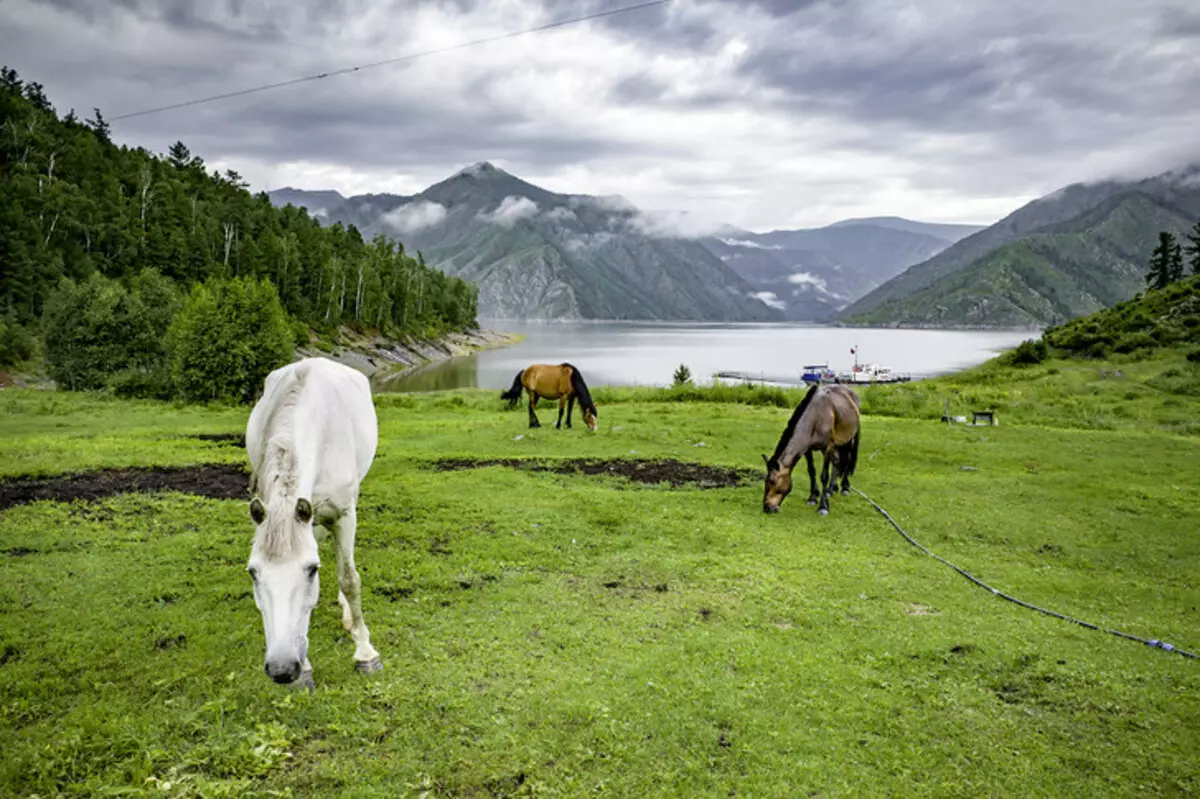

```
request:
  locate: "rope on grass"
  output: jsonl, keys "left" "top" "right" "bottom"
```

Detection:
{"left": 852, "top": 487, "right": 1198, "bottom": 661}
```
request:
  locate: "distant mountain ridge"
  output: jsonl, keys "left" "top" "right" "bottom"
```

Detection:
{"left": 273, "top": 164, "right": 781, "bottom": 322}
{"left": 696, "top": 221, "right": 962, "bottom": 321}
{"left": 839, "top": 165, "right": 1200, "bottom": 326}
{"left": 272, "top": 177, "right": 973, "bottom": 322}
{"left": 827, "top": 216, "right": 984, "bottom": 242}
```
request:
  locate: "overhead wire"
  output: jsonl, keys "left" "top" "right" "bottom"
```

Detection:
{"left": 112, "top": 0, "right": 671, "bottom": 121}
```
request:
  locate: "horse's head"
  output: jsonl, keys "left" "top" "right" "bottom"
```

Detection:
{"left": 584, "top": 404, "right": 598, "bottom": 432}
{"left": 246, "top": 496, "right": 320, "bottom": 684}
{"left": 761, "top": 454, "right": 792, "bottom": 513}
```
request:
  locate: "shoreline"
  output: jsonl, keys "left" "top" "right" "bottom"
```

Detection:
{"left": 296, "top": 326, "right": 521, "bottom": 380}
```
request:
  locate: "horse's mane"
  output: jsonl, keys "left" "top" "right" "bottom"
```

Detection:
{"left": 253, "top": 367, "right": 309, "bottom": 557}
{"left": 769, "top": 383, "right": 819, "bottom": 466}
{"left": 563, "top": 363, "right": 595, "bottom": 412}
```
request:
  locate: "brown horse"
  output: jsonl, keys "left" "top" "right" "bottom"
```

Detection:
{"left": 500, "top": 363, "right": 598, "bottom": 431}
{"left": 762, "top": 383, "right": 860, "bottom": 516}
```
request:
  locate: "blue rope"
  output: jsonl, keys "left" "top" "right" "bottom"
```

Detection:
{"left": 852, "top": 487, "right": 1198, "bottom": 661}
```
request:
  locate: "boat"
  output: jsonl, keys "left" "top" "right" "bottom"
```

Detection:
{"left": 801, "top": 363, "right": 837, "bottom": 383}
{"left": 834, "top": 348, "right": 912, "bottom": 384}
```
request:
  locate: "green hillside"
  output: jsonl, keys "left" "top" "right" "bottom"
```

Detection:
{"left": 1042, "top": 274, "right": 1200, "bottom": 358}
{"left": 841, "top": 192, "right": 1198, "bottom": 327}
{"left": 0, "top": 67, "right": 478, "bottom": 371}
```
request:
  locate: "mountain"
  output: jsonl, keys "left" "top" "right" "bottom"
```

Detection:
{"left": 266, "top": 187, "right": 345, "bottom": 217}
{"left": 826, "top": 216, "right": 984, "bottom": 243}
{"left": 271, "top": 163, "right": 781, "bottom": 322}
{"left": 698, "top": 222, "right": 957, "bottom": 321}
{"left": 840, "top": 166, "right": 1200, "bottom": 324}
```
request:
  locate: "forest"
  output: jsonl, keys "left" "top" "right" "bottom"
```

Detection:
{"left": 0, "top": 67, "right": 478, "bottom": 396}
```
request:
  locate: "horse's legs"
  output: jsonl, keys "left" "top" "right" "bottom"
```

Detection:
{"left": 332, "top": 506, "right": 382, "bottom": 673}
{"left": 805, "top": 450, "right": 819, "bottom": 505}
{"left": 528, "top": 393, "right": 541, "bottom": 428}
{"left": 838, "top": 444, "right": 852, "bottom": 495}
{"left": 555, "top": 397, "right": 566, "bottom": 429}
{"left": 566, "top": 395, "right": 576, "bottom": 428}
{"left": 818, "top": 448, "right": 838, "bottom": 516}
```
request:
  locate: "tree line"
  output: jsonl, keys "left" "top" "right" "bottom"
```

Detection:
{"left": 1146, "top": 222, "right": 1200, "bottom": 289}
{"left": 0, "top": 66, "right": 479, "bottom": 397}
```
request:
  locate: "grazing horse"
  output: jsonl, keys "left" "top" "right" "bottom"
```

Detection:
{"left": 500, "top": 362, "right": 598, "bottom": 431}
{"left": 762, "top": 383, "right": 861, "bottom": 516}
{"left": 244, "top": 357, "right": 381, "bottom": 688}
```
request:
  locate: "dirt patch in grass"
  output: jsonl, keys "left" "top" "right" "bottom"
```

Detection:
{"left": 0, "top": 464, "right": 250, "bottom": 511}
{"left": 431, "top": 458, "right": 756, "bottom": 488}
{"left": 184, "top": 432, "right": 246, "bottom": 448}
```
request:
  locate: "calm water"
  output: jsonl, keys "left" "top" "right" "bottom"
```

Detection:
{"left": 373, "top": 321, "right": 1036, "bottom": 393}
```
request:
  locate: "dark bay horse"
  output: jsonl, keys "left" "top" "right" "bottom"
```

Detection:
{"left": 762, "top": 383, "right": 860, "bottom": 516}
{"left": 500, "top": 363, "right": 598, "bottom": 431}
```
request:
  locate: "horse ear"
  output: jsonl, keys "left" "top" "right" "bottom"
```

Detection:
{"left": 249, "top": 497, "right": 266, "bottom": 525}
{"left": 761, "top": 453, "right": 770, "bottom": 466}
{"left": 295, "top": 498, "right": 313, "bottom": 523}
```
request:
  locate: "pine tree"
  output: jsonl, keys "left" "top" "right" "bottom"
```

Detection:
{"left": 1168, "top": 240, "right": 1185, "bottom": 283}
{"left": 1185, "top": 219, "right": 1200, "bottom": 276}
{"left": 1147, "top": 232, "right": 1177, "bottom": 289}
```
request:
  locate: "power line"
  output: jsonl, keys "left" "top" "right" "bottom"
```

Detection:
{"left": 112, "top": 0, "right": 670, "bottom": 121}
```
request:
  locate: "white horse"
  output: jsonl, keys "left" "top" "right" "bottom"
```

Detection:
{"left": 244, "top": 357, "right": 381, "bottom": 688}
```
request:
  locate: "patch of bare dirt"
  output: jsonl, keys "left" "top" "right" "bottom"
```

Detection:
{"left": 0, "top": 464, "right": 250, "bottom": 511}
{"left": 186, "top": 432, "right": 246, "bottom": 448}
{"left": 431, "top": 458, "right": 755, "bottom": 489}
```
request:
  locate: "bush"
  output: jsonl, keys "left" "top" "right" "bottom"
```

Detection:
{"left": 672, "top": 363, "right": 693, "bottom": 386}
{"left": 0, "top": 313, "right": 36, "bottom": 367}
{"left": 42, "top": 270, "right": 177, "bottom": 391}
{"left": 167, "top": 276, "right": 294, "bottom": 404}
{"left": 1187, "top": 349, "right": 1200, "bottom": 364}
{"left": 1006, "top": 338, "right": 1048, "bottom": 366}
{"left": 291, "top": 318, "right": 311, "bottom": 349}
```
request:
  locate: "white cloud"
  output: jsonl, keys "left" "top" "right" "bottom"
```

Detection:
{"left": 787, "top": 271, "right": 830, "bottom": 292}
{"left": 629, "top": 208, "right": 727, "bottom": 239}
{"left": 562, "top": 231, "right": 617, "bottom": 252}
{"left": 544, "top": 206, "right": 577, "bottom": 222}
{"left": 481, "top": 195, "right": 539, "bottom": 227}
{"left": 719, "top": 237, "right": 780, "bottom": 250}
{"left": 751, "top": 291, "right": 786, "bottom": 310}
{"left": 381, "top": 201, "right": 447, "bottom": 234}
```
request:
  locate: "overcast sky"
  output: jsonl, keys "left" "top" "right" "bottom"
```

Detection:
{"left": 3, "top": 0, "right": 1199, "bottom": 231}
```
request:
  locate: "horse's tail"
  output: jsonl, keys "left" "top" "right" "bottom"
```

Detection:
{"left": 564, "top": 363, "right": 595, "bottom": 413}
{"left": 500, "top": 370, "right": 524, "bottom": 406}
{"left": 844, "top": 426, "right": 860, "bottom": 477}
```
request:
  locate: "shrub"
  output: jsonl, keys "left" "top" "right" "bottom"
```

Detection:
{"left": 41, "top": 270, "right": 177, "bottom": 391}
{"left": 168, "top": 277, "right": 294, "bottom": 404}
{"left": 0, "top": 313, "right": 36, "bottom": 367}
{"left": 672, "top": 363, "right": 693, "bottom": 386}
{"left": 1187, "top": 349, "right": 1200, "bottom": 364}
{"left": 1007, "top": 338, "right": 1048, "bottom": 366}
{"left": 291, "top": 318, "right": 311, "bottom": 348}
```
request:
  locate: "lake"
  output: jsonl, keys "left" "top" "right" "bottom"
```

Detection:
{"left": 373, "top": 321, "right": 1036, "bottom": 393}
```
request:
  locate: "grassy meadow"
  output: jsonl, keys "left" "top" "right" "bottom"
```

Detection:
{"left": 2, "top": 349, "right": 1199, "bottom": 797}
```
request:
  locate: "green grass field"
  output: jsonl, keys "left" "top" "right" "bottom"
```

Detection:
{"left": 2, "top": 352, "right": 1199, "bottom": 797}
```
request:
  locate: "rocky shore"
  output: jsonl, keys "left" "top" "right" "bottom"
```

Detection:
{"left": 296, "top": 327, "right": 520, "bottom": 380}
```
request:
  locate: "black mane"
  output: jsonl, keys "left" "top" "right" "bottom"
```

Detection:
{"left": 563, "top": 363, "right": 595, "bottom": 412}
{"left": 769, "top": 384, "right": 819, "bottom": 466}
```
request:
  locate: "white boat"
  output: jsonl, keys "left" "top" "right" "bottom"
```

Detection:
{"left": 835, "top": 348, "right": 911, "bottom": 384}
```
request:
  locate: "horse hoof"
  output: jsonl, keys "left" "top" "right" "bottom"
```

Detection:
{"left": 840, "top": 489, "right": 851, "bottom": 496}
{"left": 818, "top": 508, "right": 829, "bottom": 516}
{"left": 294, "top": 670, "right": 315, "bottom": 692}
{"left": 355, "top": 656, "right": 383, "bottom": 675}
{"left": 806, "top": 498, "right": 818, "bottom": 506}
